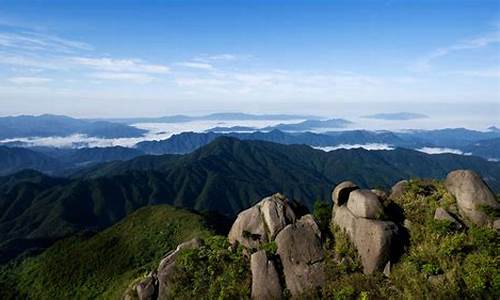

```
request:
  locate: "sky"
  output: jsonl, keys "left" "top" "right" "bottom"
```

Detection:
{"left": 0, "top": 0, "right": 499, "bottom": 119}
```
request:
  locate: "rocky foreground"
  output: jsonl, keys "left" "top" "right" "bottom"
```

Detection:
{"left": 125, "top": 169, "right": 500, "bottom": 299}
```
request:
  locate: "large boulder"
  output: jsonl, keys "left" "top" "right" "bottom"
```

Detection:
{"left": 333, "top": 201, "right": 398, "bottom": 274}
{"left": 228, "top": 193, "right": 296, "bottom": 248}
{"left": 276, "top": 215, "right": 324, "bottom": 297}
{"left": 157, "top": 238, "right": 203, "bottom": 299}
{"left": 332, "top": 181, "right": 359, "bottom": 206}
{"left": 444, "top": 170, "right": 500, "bottom": 226}
{"left": 136, "top": 274, "right": 158, "bottom": 300}
{"left": 389, "top": 180, "right": 408, "bottom": 200}
{"left": 352, "top": 218, "right": 398, "bottom": 274}
{"left": 228, "top": 205, "right": 268, "bottom": 249}
{"left": 346, "top": 190, "right": 384, "bottom": 219}
{"left": 250, "top": 250, "right": 283, "bottom": 299}
{"left": 260, "top": 194, "right": 296, "bottom": 240}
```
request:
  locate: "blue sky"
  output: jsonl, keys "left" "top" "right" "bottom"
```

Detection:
{"left": 0, "top": 0, "right": 499, "bottom": 118}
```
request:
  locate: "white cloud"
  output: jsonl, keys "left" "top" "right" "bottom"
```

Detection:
{"left": 176, "top": 61, "right": 214, "bottom": 70}
{"left": 412, "top": 31, "right": 500, "bottom": 72}
{"left": 450, "top": 69, "right": 500, "bottom": 78}
{"left": 192, "top": 53, "right": 251, "bottom": 63}
{"left": 71, "top": 57, "right": 169, "bottom": 73}
{"left": 416, "top": 147, "right": 471, "bottom": 155}
{"left": 88, "top": 72, "right": 155, "bottom": 83}
{"left": 8, "top": 76, "right": 52, "bottom": 84}
{"left": 0, "top": 31, "right": 91, "bottom": 53}
{"left": 313, "top": 144, "right": 394, "bottom": 151}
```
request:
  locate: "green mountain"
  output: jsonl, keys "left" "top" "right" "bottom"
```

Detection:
{"left": 1, "top": 137, "right": 500, "bottom": 264}
{"left": 0, "top": 146, "right": 145, "bottom": 176}
{"left": 0, "top": 114, "right": 146, "bottom": 139}
{"left": 0, "top": 205, "right": 212, "bottom": 299}
{"left": 0, "top": 146, "right": 63, "bottom": 176}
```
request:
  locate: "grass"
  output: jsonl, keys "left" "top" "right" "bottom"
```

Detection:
{"left": 0, "top": 205, "right": 212, "bottom": 299}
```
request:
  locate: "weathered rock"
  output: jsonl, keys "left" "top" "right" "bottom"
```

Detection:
{"left": 493, "top": 219, "right": 500, "bottom": 231}
{"left": 347, "top": 189, "right": 384, "bottom": 219}
{"left": 444, "top": 170, "right": 500, "bottom": 226}
{"left": 371, "top": 189, "right": 388, "bottom": 202}
{"left": 228, "top": 193, "right": 297, "bottom": 248}
{"left": 136, "top": 273, "right": 157, "bottom": 300}
{"left": 332, "top": 181, "right": 359, "bottom": 206}
{"left": 434, "top": 207, "right": 462, "bottom": 229}
{"left": 157, "top": 238, "right": 203, "bottom": 299}
{"left": 389, "top": 180, "right": 408, "bottom": 200}
{"left": 276, "top": 215, "right": 324, "bottom": 297}
{"left": 250, "top": 250, "right": 283, "bottom": 299}
{"left": 260, "top": 194, "right": 296, "bottom": 240}
{"left": 332, "top": 205, "right": 357, "bottom": 237}
{"left": 353, "top": 218, "right": 398, "bottom": 274}
{"left": 383, "top": 261, "right": 391, "bottom": 277}
{"left": 333, "top": 206, "right": 398, "bottom": 274}
{"left": 228, "top": 205, "right": 268, "bottom": 248}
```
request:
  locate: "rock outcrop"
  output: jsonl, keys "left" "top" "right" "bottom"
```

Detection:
{"left": 389, "top": 180, "right": 408, "bottom": 200}
{"left": 434, "top": 207, "right": 462, "bottom": 229}
{"left": 444, "top": 170, "right": 500, "bottom": 226}
{"left": 228, "top": 193, "right": 296, "bottom": 249}
{"left": 135, "top": 273, "right": 157, "bottom": 300}
{"left": 276, "top": 214, "right": 325, "bottom": 297}
{"left": 332, "top": 181, "right": 359, "bottom": 206}
{"left": 347, "top": 189, "right": 384, "bottom": 219}
{"left": 157, "top": 238, "right": 203, "bottom": 299}
{"left": 230, "top": 194, "right": 324, "bottom": 298}
{"left": 250, "top": 250, "right": 283, "bottom": 299}
{"left": 331, "top": 183, "right": 398, "bottom": 274}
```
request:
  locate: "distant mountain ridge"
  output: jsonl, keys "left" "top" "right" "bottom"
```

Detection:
{"left": 1, "top": 127, "right": 500, "bottom": 176}
{"left": 135, "top": 128, "right": 500, "bottom": 159}
{"left": 98, "top": 112, "right": 322, "bottom": 124}
{"left": 362, "top": 112, "right": 429, "bottom": 120}
{"left": 0, "top": 114, "right": 146, "bottom": 139}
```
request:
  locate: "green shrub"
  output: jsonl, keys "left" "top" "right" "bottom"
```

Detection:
{"left": 422, "top": 263, "right": 441, "bottom": 276}
{"left": 168, "top": 236, "right": 251, "bottom": 299}
{"left": 313, "top": 200, "right": 333, "bottom": 235}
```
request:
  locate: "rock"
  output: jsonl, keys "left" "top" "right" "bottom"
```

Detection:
{"left": 353, "top": 218, "right": 398, "bottom": 274}
{"left": 383, "top": 261, "right": 391, "bottom": 277}
{"left": 494, "top": 219, "right": 500, "bottom": 231}
{"left": 371, "top": 189, "right": 388, "bottom": 201}
{"left": 333, "top": 206, "right": 398, "bottom": 274}
{"left": 332, "top": 181, "right": 359, "bottom": 206}
{"left": 250, "top": 250, "right": 283, "bottom": 299}
{"left": 434, "top": 207, "right": 462, "bottom": 229}
{"left": 228, "top": 193, "right": 297, "bottom": 248}
{"left": 157, "top": 238, "right": 203, "bottom": 299}
{"left": 347, "top": 190, "right": 384, "bottom": 219}
{"left": 332, "top": 205, "right": 357, "bottom": 237}
{"left": 228, "top": 205, "right": 268, "bottom": 249}
{"left": 260, "top": 194, "right": 296, "bottom": 240}
{"left": 403, "top": 219, "right": 412, "bottom": 230}
{"left": 136, "top": 273, "right": 157, "bottom": 300}
{"left": 444, "top": 170, "right": 500, "bottom": 226}
{"left": 276, "top": 215, "right": 324, "bottom": 297}
{"left": 389, "top": 180, "right": 408, "bottom": 200}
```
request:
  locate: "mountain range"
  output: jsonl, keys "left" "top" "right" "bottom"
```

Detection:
{"left": 0, "top": 114, "right": 146, "bottom": 139}
{"left": 1, "top": 137, "right": 499, "bottom": 264}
